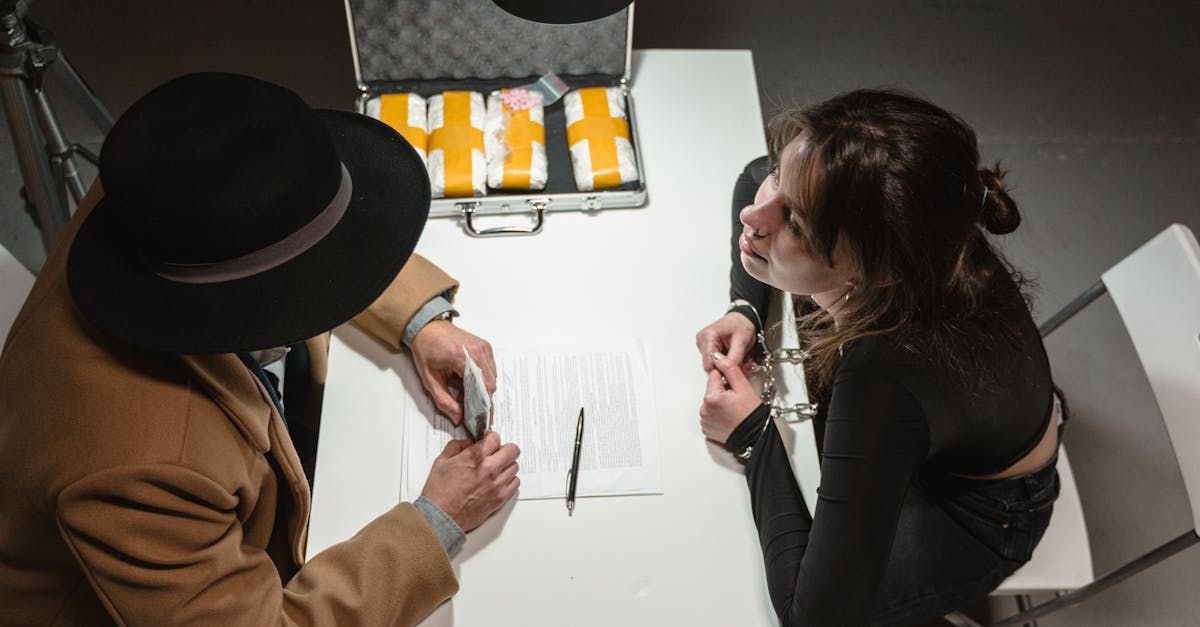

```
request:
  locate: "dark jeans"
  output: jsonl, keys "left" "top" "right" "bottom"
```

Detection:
{"left": 870, "top": 461, "right": 1060, "bottom": 626}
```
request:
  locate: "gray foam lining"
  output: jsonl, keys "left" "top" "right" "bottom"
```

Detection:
{"left": 348, "top": 0, "right": 629, "bottom": 83}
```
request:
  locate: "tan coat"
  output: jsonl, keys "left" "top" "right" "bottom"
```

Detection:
{"left": 0, "top": 184, "right": 461, "bottom": 626}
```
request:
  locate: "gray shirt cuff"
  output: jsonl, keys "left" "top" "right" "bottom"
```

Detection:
{"left": 413, "top": 495, "right": 466, "bottom": 558}
{"left": 401, "top": 296, "right": 458, "bottom": 348}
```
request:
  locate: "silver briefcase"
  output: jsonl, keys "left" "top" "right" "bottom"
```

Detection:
{"left": 344, "top": 0, "right": 647, "bottom": 236}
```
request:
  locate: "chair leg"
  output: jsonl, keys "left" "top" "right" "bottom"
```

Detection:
{"left": 988, "top": 530, "right": 1199, "bottom": 626}
{"left": 1037, "top": 279, "right": 1106, "bottom": 337}
{"left": 943, "top": 595, "right": 1037, "bottom": 627}
{"left": 1015, "top": 595, "right": 1037, "bottom": 627}
{"left": 943, "top": 611, "right": 984, "bottom": 627}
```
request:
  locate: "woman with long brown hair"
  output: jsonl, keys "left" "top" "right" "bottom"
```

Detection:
{"left": 695, "top": 89, "right": 1063, "bottom": 625}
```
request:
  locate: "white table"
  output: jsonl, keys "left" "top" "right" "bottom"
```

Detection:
{"left": 308, "top": 49, "right": 822, "bottom": 625}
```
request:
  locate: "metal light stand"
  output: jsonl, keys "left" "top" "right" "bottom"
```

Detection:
{"left": 0, "top": 0, "right": 112, "bottom": 251}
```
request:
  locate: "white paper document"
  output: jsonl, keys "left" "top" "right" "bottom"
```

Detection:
{"left": 403, "top": 340, "right": 663, "bottom": 501}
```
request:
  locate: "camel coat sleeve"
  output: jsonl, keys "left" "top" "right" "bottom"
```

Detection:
{"left": 351, "top": 254, "right": 459, "bottom": 350}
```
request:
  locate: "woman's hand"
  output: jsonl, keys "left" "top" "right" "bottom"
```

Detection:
{"left": 695, "top": 312, "right": 756, "bottom": 373}
{"left": 700, "top": 352, "right": 763, "bottom": 444}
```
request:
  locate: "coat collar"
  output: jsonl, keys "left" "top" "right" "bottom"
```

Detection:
{"left": 176, "top": 352, "right": 273, "bottom": 452}
{"left": 177, "top": 349, "right": 315, "bottom": 564}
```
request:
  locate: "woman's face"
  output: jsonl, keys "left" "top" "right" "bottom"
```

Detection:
{"left": 737, "top": 138, "right": 855, "bottom": 300}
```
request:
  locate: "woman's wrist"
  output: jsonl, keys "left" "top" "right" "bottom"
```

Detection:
{"left": 726, "top": 298, "right": 763, "bottom": 335}
{"left": 724, "top": 404, "right": 772, "bottom": 460}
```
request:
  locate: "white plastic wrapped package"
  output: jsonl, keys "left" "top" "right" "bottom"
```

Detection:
{"left": 564, "top": 87, "right": 639, "bottom": 192}
{"left": 427, "top": 91, "right": 487, "bottom": 198}
{"left": 484, "top": 88, "right": 548, "bottom": 190}
{"left": 365, "top": 92, "right": 428, "bottom": 167}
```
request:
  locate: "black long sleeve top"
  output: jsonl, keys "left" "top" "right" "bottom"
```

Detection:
{"left": 724, "top": 158, "right": 1054, "bottom": 626}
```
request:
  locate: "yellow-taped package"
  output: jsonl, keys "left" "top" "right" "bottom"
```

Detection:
{"left": 428, "top": 91, "right": 487, "bottom": 198}
{"left": 365, "top": 92, "right": 428, "bottom": 166}
{"left": 563, "top": 87, "right": 639, "bottom": 192}
{"left": 484, "top": 89, "right": 548, "bottom": 191}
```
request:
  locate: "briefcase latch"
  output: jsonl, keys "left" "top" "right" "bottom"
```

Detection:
{"left": 460, "top": 199, "right": 548, "bottom": 237}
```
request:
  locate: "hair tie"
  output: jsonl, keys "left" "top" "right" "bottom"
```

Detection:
{"left": 981, "top": 187, "right": 990, "bottom": 209}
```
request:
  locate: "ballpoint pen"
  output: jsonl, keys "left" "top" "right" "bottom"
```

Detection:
{"left": 567, "top": 406, "right": 584, "bottom": 515}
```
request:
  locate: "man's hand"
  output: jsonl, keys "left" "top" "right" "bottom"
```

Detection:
{"left": 695, "top": 312, "right": 756, "bottom": 373}
{"left": 699, "top": 353, "right": 763, "bottom": 445}
{"left": 421, "top": 432, "right": 520, "bottom": 532}
{"left": 410, "top": 320, "right": 496, "bottom": 424}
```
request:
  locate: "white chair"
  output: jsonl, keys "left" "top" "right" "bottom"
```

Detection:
{"left": 950, "top": 224, "right": 1200, "bottom": 626}
{"left": 0, "top": 242, "right": 36, "bottom": 351}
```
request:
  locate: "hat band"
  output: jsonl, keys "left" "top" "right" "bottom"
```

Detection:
{"left": 151, "top": 163, "right": 353, "bottom": 284}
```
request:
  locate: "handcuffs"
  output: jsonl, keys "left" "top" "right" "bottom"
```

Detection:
{"left": 726, "top": 299, "right": 820, "bottom": 461}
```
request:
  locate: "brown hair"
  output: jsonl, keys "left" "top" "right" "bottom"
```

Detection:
{"left": 767, "top": 89, "right": 1028, "bottom": 392}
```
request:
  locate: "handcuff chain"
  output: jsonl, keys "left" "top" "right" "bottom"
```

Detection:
{"left": 753, "top": 329, "right": 820, "bottom": 421}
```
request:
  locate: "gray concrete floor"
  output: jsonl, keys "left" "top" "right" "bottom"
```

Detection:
{"left": 4, "top": 1, "right": 1198, "bottom": 624}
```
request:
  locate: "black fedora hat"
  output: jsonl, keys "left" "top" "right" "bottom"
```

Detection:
{"left": 68, "top": 72, "right": 430, "bottom": 354}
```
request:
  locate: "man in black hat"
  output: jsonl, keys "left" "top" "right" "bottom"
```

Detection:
{"left": 0, "top": 73, "right": 519, "bottom": 625}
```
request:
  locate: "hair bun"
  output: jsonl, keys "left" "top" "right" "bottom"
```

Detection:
{"left": 978, "top": 164, "right": 1020, "bottom": 234}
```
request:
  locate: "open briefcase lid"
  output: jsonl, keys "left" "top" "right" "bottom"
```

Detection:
{"left": 344, "top": 0, "right": 634, "bottom": 93}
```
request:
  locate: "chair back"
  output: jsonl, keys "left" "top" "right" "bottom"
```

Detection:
{"left": 1100, "top": 224, "right": 1200, "bottom": 531}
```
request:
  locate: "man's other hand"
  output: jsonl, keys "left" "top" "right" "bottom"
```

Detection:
{"left": 421, "top": 432, "right": 520, "bottom": 532}
{"left": 410, "top": 320, "right": 497, "bottom": 424}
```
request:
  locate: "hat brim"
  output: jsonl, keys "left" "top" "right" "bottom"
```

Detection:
{"left": 491, "top": 0, "right": 631, "bottom": 24}
{"left": 68, "top": 110, "right": 431, "bottom": 354}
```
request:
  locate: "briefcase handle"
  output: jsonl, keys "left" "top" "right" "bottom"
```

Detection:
{"left": 459, "top": 199, "right": 547, "bottom": 237}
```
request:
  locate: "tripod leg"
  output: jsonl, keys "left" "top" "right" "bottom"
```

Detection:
{"left": 1, "top": 75, "right": 69, "bottom": 250}
{"left": 50, "top": 52, "right": 114, "bottom": 133}
{"left": 32, "top": 87, "right": 88, "bottom": 204}
{"left": 73, "top": 143, "right": 99, "bottom": 166}
{"left": 46, "top": 142, "right": 82, "bottom": 208}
